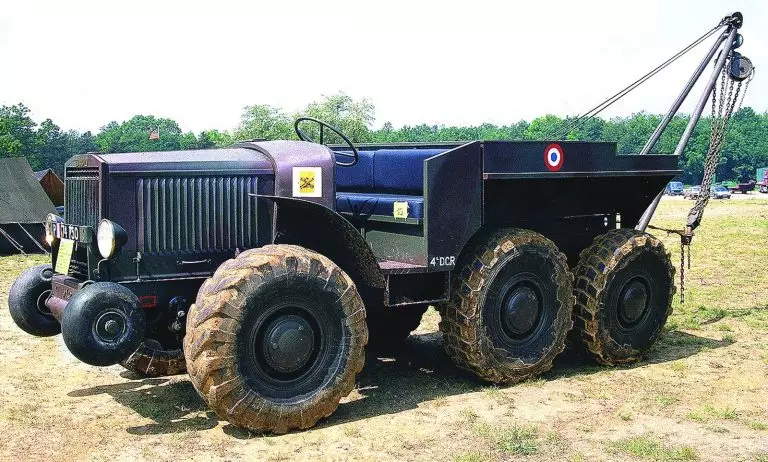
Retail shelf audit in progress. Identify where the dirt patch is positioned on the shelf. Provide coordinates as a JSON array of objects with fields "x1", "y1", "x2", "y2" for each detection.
[{"x1": 0, "y1": 200, "x2": 767, "y2": 461}]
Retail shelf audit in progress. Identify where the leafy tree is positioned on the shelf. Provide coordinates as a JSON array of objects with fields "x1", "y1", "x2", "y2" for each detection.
[
  {"x1": 95, "y1": 115, "x2": 184, "y2": 153},
  {"x1": 234, "y1": 105, "x2": 294, "y2": 141},
  {"x1": 0, "y1": 103, "x2": 37, "y2": 158}
]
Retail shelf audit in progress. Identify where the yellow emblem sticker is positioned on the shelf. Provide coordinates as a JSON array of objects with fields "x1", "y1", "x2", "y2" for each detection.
[
  {"x1": 55, "y1": 239, "x2": 74, "y2": 274},
  {"x1": 393, "y1": 201, "x2": 409, "y2": 219},
  {"x1": 292, "y1": 167, "x2": 322, "y2": 198}
]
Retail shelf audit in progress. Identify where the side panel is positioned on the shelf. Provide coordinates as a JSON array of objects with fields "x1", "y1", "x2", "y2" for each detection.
[
  {"x1": 482, "y1": 141, "x2": 680, "y2": 178},
  {"x1": 424, "y1": 142, "x2": 483, "y2": 271},
  {"x1": 483, "y1": 175, "x2": 673, "y2": 265}
]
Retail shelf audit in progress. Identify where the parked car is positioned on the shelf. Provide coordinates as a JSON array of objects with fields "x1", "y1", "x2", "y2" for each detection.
[
  {"x1": 665, "y1": 181, "x2": 684, "y2": 195},
  {"x1": 683, "y1": 185, "x2": 701, "y2": 199},
  {"x1": 711, "y1": 185, "x2": 731, "y2": 199}
]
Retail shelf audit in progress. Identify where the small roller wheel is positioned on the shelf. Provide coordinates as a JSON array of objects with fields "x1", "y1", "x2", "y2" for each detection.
[
  {"x1": 440, "y1": 229, "x2": 574, "y2": 384},
  {"x1": 8, "y1": 265, "x2": 59, "y2": 337},
  {"x1": 61, "y1": 282, "x2": 146, "y2": 367},
  {"x1": 184, "y1": 245, "x2": 367, "y2": 433},
  {"x1": 571, "y1": 229, "x2": 675, "y2": 365}
]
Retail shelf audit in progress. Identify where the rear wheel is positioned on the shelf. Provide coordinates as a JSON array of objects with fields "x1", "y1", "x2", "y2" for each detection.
[
  {"x1": 184, "y1": 245, "x2": 367, "y2": 433},
  {"x1": 440, "y1": 229, "x2": 574, "y2": 384},
  {"x1": 571, "y1": 229, "x2": 675, "y2": 365}
]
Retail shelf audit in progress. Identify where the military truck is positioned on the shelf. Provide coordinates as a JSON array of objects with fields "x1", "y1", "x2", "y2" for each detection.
[{"x1": 8, "y1": 12, "x2": 752, "y2": 433}]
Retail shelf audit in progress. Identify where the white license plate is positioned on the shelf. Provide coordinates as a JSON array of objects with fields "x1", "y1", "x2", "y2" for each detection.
[{"x1": 53, "y1": 223, "x2": 81, "y2": 242}]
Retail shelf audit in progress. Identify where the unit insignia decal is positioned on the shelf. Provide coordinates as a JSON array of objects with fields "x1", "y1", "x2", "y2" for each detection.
[{"x1": 292, "y1": 167, "x2": 322, "y2": 198}]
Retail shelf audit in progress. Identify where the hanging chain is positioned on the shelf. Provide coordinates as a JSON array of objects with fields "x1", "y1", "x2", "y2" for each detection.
[
  {"x1": 673, "y1": 55, "x2": 754, "y2": 303},
  {"x1": 650, "y1": 54, "x2": 754, "y2": 303}
]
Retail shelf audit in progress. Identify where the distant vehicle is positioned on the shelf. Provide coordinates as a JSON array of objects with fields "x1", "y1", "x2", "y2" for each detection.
[
  {"x1": 711, "y1": 185, "x2": 731, "y2": 199},
  {"x1": 757, "y1": 167, "x2": 768, "y2": 193},
  {"x1": 683, "y1": 185, "x2": 701, "y2": 199},
  {"x1": 727, "y1": 180, "x2": 755, "y2": 194},
  {"x1": 665, "y1": 181, "x2": 684, "y2": 195}
]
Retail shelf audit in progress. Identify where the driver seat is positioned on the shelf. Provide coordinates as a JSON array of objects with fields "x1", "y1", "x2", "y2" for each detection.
[{"x1": 334, "y1": 148, "x2": 448, "y2": 220}]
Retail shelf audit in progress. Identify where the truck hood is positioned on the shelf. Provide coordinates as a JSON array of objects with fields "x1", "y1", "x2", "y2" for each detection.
[{"x1": 67, "y1": 147, "x2": 274, "y2": 176}]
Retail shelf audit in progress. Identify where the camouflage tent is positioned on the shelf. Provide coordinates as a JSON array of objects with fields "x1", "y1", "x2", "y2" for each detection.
[{"x1": 0, "y1": 158, "x2": 56, "y2": 254}]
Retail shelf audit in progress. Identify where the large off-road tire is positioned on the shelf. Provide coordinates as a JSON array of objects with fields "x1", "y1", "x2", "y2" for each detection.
[
  {"x1": 8, "y1": 264, "x2": 60, "y2": 337},
  {"x1": 572, "y1": 229, "x2": 675, "y2": 365},
  {"x1": 366, "y1": 304, "x2": 428, "y2": 351},
  {"x1": 184, "y1": 245, "x2": 368, "y2": 434},
  {"x1": 440, "y1": 229, "x2": 574, "y2": 384},
  {"x1": 120, "y1": 339, "x2": 186, "y2": 377}
]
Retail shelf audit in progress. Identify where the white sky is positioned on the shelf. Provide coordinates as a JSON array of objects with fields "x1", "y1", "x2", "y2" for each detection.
[{"x1": 1, "y1": 0, "x2": 765, "y2": 134}]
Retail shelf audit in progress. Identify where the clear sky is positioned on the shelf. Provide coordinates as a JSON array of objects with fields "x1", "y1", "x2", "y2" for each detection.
[{"x1": 1, "y1": 0, "x2": 765, "y2": 134}]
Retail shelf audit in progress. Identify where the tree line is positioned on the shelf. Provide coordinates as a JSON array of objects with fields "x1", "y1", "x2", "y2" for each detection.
[{"x1": 1, "y1": 93, "x2": 766, "y2": 184}]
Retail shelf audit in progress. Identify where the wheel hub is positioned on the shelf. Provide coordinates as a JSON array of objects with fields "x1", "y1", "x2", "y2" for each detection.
[
  {"x1": 94, "y1": 310, "x2": 127, "y2": 343},
  {"x1": 502, "y1": 285, "x2": 541, "y2": 338},
  {"x1": 262, "y1": 314, "x2": 315, "y2": 374},
  {"x1": 618, "y1": 279, "x2": 649, "y2": 326}
]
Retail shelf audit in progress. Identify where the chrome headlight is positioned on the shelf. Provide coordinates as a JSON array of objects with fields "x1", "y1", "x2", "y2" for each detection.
[
  {"x1": 46, "y1": 213, "x2": 64, "y2": 245},
  {"x1": 96, "y1": 219, "x2": 128, "y2": 258}
]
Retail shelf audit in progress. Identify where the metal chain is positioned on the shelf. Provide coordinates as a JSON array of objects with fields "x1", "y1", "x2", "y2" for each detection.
[
  {"x1": 680, "y1": 240, "x2": 686, "y2": 303},
  {"x1": 675, "y1": 55, "x2": 753, "y2": 303}
]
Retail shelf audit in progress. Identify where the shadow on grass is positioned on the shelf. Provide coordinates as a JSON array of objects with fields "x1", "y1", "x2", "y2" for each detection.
[
  {"x1": 67, "y1": 328, "x2": 729, "y2": 437},
  {"x1": 67, "y1": 377, "x2": 219, "y2": 434}
]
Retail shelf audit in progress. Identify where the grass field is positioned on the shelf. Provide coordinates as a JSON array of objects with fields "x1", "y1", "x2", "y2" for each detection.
[{"x1": 0, "y1": 198, "x2": 766, "y2": 461}]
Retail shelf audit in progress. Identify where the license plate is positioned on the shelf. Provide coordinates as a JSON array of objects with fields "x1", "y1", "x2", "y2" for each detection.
[
  {"x1": 55, "y1": 239, "x2": 75, "y2": 275},
  {"x1": 53, "y1": 223, "x2": 81, "y2": 242}
]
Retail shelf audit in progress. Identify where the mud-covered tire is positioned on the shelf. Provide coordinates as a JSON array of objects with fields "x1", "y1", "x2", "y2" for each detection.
[
  {"x1": 120, "y1": 339, "x2": 186, "y2": 377},
  {"x1": 439, "y1": 229, "x2": 574, "y2": 384},
  {"x1": 572, "y1": 229, "x2": 675, "y2": 365},
  {"x1": 184, "y1": 245, "x2": 367, "y2": 434},
  {"x1": 366, "y1": 304, "x2": 428, "y2": 351},
  {"x1": 8, "y1": 265, "x2": 59, "y2": 337}
]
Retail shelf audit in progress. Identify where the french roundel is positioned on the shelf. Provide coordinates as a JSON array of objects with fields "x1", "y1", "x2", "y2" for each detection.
[{"x1": 544, "y1": 144, "x2": 564, "y2": 171}]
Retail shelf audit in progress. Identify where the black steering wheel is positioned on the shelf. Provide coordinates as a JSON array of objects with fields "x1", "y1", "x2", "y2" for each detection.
[{"x1": 294, "y1": 117, "x2": 359, "y2": 167}]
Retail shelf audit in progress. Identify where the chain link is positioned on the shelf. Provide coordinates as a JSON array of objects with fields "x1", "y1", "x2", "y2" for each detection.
[{"x1": 675, "y1": 54, "x2": 754, "y2": 303}]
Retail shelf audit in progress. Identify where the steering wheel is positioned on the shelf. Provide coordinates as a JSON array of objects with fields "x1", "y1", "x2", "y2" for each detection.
[{"x1": 294, "y1": 117, "x2": 359, "y2": 167}]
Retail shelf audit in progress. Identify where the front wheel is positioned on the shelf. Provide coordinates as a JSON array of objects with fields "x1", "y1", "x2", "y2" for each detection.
[
  {"x1": 440, "y1": 229, "x2": 574, "y2": 384},
  {"x1": 184, "y1": 245, "x2": 367, "y2": 433},
  {"x1": 571, "y1": 229, "x2": 675, "y2": 365}
]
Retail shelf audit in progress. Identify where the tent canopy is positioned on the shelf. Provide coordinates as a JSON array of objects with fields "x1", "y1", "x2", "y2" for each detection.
[
  {"x1": 34, "y1": 168, "x2": 65, "y2": 206},
  {"x1": 0, "y1": 158, "x2": 56, "y2": 223}
]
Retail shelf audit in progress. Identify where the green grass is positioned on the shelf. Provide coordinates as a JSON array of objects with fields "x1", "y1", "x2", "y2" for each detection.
[
  {"x1": 655, "y1": 396, "x2": 679, "y2": 407},
  {"x1": 686, "y1": 405, "x2": 738, "y2": 423},
  {"x1": 611, "y1": 435, "x2": 698, "y2": 461},
  {"x1": 473, "y1": 423, "x2": 540, "y2": 456},
  {"x1": 497, "y1": 426, "x2": 539, "y2": 455},
  {"x1": 454, "y1": 453, "x2": 487, "y2": 462},
  {"x1": 749, "y1": 421, "x2": 768, "y2": 431}
]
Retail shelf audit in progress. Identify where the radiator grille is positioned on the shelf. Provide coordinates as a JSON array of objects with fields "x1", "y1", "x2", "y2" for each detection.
[
  {"x1": 65, "y1": 167, "x2": 101, "y2": 228},
  {"x1": 138, "y1": 176, "x2": 260, "y2": 253}
]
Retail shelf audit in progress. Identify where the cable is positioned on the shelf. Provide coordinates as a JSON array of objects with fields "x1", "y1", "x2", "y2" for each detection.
[{"x1": 554, "y1": 23, "x2": 725, "y2": 139}]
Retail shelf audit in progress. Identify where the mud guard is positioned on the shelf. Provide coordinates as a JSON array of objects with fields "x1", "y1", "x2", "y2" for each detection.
[{"x1": 254, "y1": 195, "x2": 385, "y2": 290}]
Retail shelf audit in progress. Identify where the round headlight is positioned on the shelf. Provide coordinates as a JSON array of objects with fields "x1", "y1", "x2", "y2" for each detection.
[{"x1": 97, "y1": 220, "x2": 127, "y2": 259}]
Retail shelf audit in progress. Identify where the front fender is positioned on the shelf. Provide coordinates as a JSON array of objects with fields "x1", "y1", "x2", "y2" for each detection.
[{"x1": 253, "y1": 194, "x2": 385, "y2": 290}]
